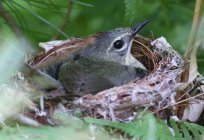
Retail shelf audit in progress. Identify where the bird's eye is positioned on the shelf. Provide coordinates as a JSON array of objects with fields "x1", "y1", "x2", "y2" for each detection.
[{"x1": 113, "y1": 40, "x2": 124, "y2": 50}]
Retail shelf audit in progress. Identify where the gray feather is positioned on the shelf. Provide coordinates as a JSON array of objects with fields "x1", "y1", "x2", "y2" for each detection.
[{"x1": 59, "y1": 55, "x2": 148, "y2": 95}]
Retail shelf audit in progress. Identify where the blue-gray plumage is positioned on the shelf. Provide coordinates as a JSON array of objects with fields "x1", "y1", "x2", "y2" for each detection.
[{"x1": 59, "y1": 21, "x2": 149, "y2": 95}]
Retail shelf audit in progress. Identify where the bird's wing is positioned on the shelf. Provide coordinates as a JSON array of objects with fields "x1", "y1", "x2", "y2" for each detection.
[
  {"x1": 59, "y1": 59, "x2": 114, "y2": 95},
  {"x1": 59, "y1": 56, "x2": 148, "y2": 95}
]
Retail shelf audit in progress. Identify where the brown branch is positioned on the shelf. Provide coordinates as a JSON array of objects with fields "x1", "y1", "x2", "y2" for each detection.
[{"x1": 52, "y1": 0, "x2": 73, "y2": 40}]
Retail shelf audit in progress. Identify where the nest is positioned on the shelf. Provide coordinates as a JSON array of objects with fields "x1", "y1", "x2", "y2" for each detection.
[
  {"x1": 20, "y1": 35, "x2": 204, "y2": 125},
  {"x1": 72, "y1": 36, "x2": 185, "y2": 121}
]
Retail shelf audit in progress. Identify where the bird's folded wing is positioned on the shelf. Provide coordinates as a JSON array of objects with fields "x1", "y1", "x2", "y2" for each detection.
[{"x1": 59, "y1": 60, "x2": 114, "y2": 95}]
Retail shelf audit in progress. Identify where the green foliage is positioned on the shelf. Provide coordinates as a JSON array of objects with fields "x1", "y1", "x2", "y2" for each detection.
[
  {"x1": 0, "y1": 125, "x2": 90, "y2": 140},
  {"x1": 85, "y1": 114, "x2": 174, "y2": 140},
  {"x1": 170, "y1": 119, "x2": 204, "y2": 140},
  {"x1": 85, "y1": 114, "x2": 204, "y2": 140},
  {"x1": 1, "y1": 111, "x2": 204, "y2": 140},
  {"x1": 0, "y1": 0, "x2": 201, "y2": 53},
  {"x1": 124, "y1": 0, "x2": 143, "y2": 23},
  {"x1": 10, "y1": 0, "x2": 68, "y2": 38},
  {"x1": 2, "y1": 0, "x2": 203, "y2": 73}
]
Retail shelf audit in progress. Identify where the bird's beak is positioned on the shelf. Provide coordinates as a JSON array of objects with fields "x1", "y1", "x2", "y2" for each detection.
[{"x1": 131, "y1": 20, "x2": 149, "y2": 38}]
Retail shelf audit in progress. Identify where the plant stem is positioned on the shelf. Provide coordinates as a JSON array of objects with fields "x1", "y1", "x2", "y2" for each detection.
[
  {"x1": 184, "y1": 0, "x2": 203, "y2": 60},
  {"x1": 181, "y1": 0, "x2": 203, "y2": 82},
  {"x1": 52, "y1": 0, "x2": 73, "y2": 39}
]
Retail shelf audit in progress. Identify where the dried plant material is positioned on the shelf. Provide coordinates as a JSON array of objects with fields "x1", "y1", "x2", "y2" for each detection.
[
  {"x1": 177, "y1": 9, "x2": 204, "y2": 122},
  {"x1": 30, "y1": 35, "x2": 99, "y2": 69},
  {"x1": 132, "y1": 36, "x2": 158, "y2": 71},
  {"x1": 182, "y1": 99, "x2": 204, "y2": 122},
  {"x1": 176, "y1": 76, "x2": 204, "y2": 121},
  {"x1": 39, "y1": 40, "x2": 71, "y2": 53}
]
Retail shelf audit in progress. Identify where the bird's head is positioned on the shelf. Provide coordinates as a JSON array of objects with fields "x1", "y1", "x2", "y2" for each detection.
[{"x1": 77, "y1": 20, "x2": 149, "y2": 69}]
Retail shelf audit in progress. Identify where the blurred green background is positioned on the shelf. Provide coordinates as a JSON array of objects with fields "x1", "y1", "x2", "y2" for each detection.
[{"x1": 0, "y1": 0, "x2": 204, "y2": 73}]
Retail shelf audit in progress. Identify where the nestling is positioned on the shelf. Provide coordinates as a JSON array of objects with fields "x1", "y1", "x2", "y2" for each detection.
[{"x1": 58, "y1": 20, "x2": 149, "y2": 95}]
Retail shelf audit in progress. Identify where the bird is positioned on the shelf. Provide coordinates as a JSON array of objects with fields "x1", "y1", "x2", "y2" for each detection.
[{"x1": 58, "y1": 20, "x2": 149, "y2": 96}]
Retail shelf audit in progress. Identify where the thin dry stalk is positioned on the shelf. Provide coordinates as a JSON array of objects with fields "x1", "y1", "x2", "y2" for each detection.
[
  {"x1": 181, "y1": 0, "x2": 203, "y2": 82},
  {"x1": 184, "y1": 0, "x2": 203, "y2": 60},
  {"x1": 158, "y1": 92, "x2": 204, "y2": 112},
  {"x1": 52, "y1": 0, "x2": 73, "y2": 39}
]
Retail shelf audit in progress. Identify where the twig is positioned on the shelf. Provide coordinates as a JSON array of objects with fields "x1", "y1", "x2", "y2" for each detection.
[
  {"x1": 181, "y1": 0, "x2": 203, "y2": 82},
  {"x1": 52, "y1": 0, "x2": 73, "y2": 39},
  {"x1": 184, "y1": 0, "x2": 203, "y2": 60},
  {"x1": 133, "y1": 39, "x2": 158, "y2": 69},
  {"x1": 34, "y1": 45, "x2": 83, "y2": 68},
  {"x1": 157, "y1": 92, "x2": 204, "y2": 112}
]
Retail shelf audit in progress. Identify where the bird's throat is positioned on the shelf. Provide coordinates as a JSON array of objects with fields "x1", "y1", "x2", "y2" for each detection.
[{"x1": 124, "y1": 53, "x2": 147, "y2": 70}]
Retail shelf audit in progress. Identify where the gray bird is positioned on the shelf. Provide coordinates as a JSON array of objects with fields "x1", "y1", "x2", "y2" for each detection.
[{"x1": 58, "y1": 21, "x2": 149, "y2": 95}]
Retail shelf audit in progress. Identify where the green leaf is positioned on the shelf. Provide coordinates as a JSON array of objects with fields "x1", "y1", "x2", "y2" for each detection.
[
  {"x1": 85, "y1": 113, "x2": 173, "y2": 140},
  {"x1": 184, "y1": 122, "x2": 203, "y2": 140},
  {"x1": 10, "y1": 0, "x2": 68, "y2": 38},
  {"x1": 124, "y1": 0, "x2": 142, "y2": 23},
  {"x1": 180, "y1": 123, "x2": 191, "y2": 140},
  {"x1": 170, "y1": 119, "x2": 183, "y2": 138},
  {"x1": 169, "y1": 120, "x2": 204, "y2": 140}
]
